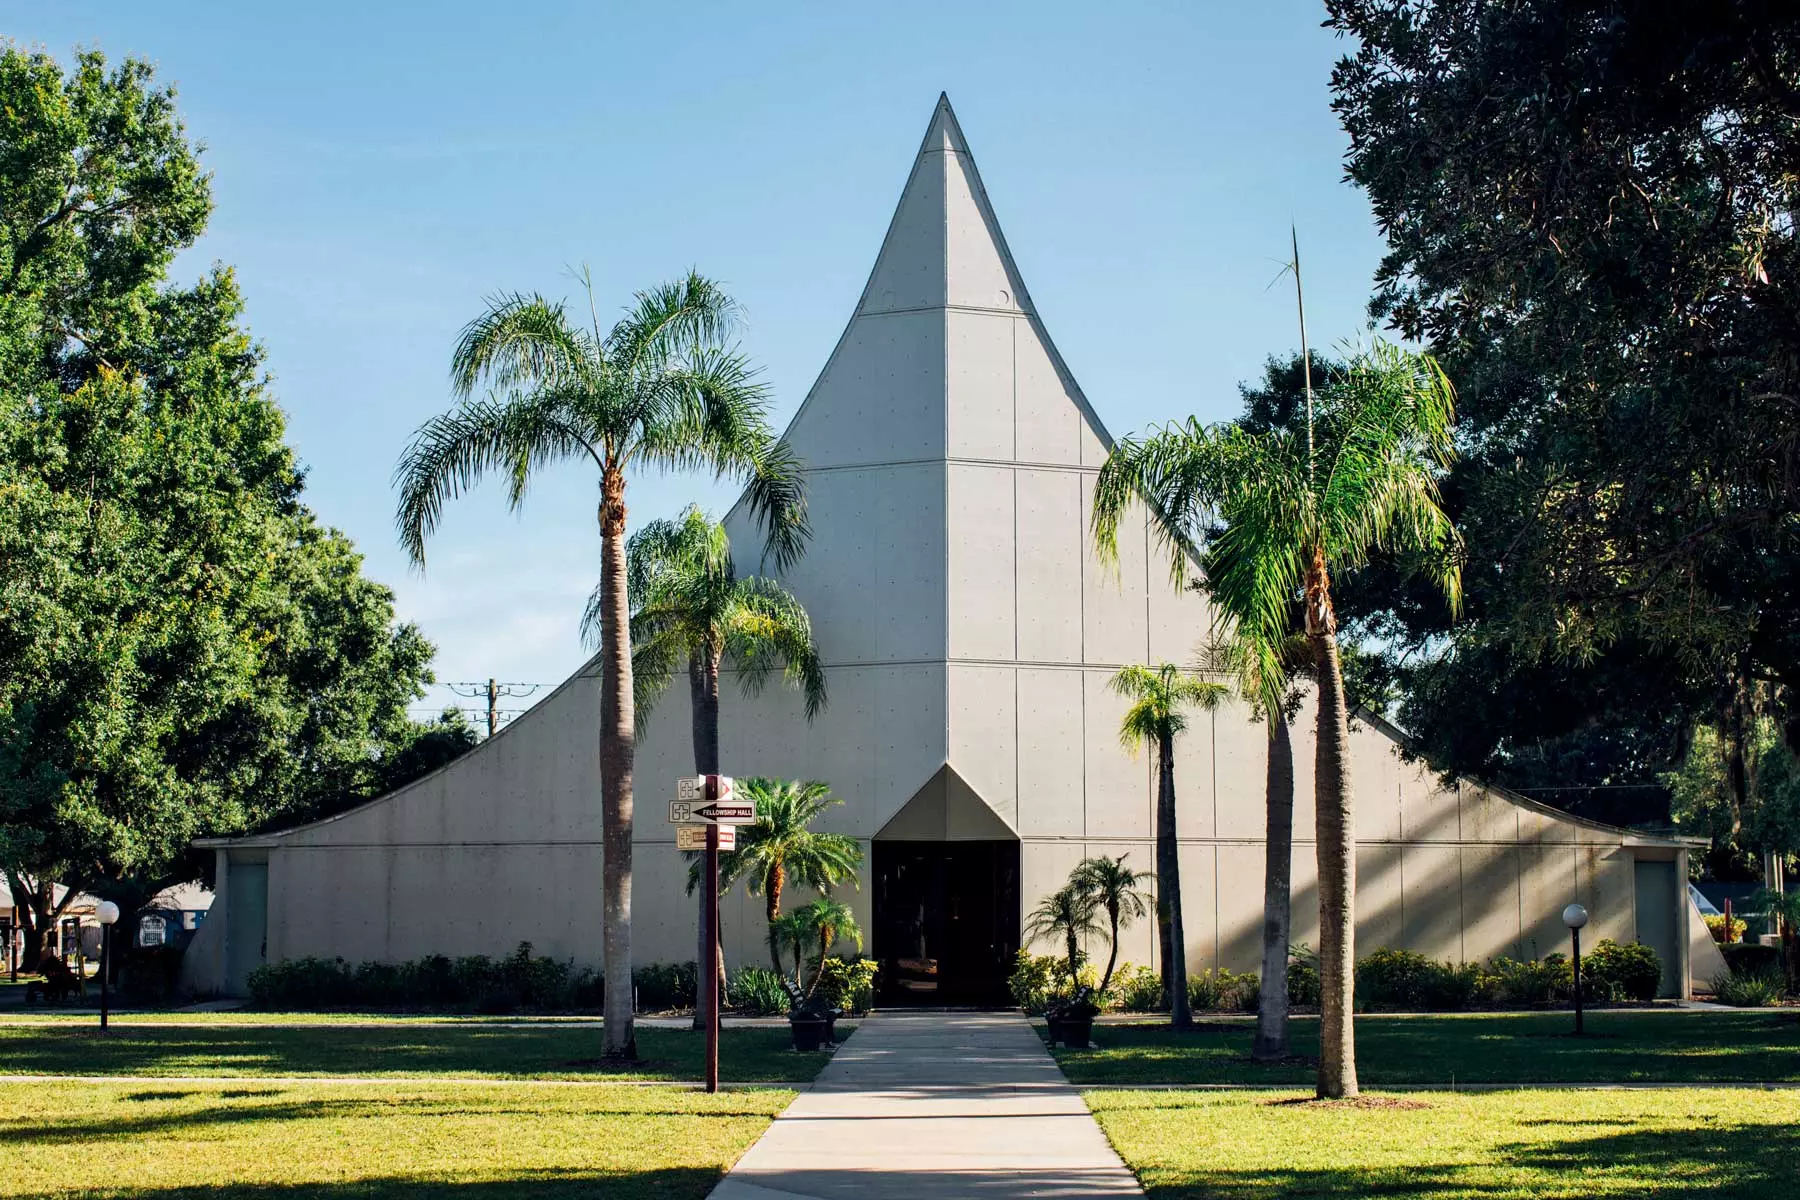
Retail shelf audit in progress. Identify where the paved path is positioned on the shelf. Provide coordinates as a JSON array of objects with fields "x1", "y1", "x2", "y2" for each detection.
[{"x1": 711, "y1": 1012, "x2": 1143, "y2": 1199}]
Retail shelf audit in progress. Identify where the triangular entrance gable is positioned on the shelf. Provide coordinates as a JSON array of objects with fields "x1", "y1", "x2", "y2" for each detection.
[{"x1": 875, "y1": 764, "x2": 1017, "y2": 841}]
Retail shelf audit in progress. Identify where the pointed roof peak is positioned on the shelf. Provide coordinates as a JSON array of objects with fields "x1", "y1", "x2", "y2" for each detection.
[{"x1": 853, "y1": 94, "x2": 1026, "y2": 318}]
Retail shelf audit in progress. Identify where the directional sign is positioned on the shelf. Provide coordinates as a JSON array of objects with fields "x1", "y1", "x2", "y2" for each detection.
[
  {"x1": 676, "y1": 824, "x2": 735, "y2": 852},
  {"x1": 675, "y1": 775, "x2": 733, "y2": 804},
  {"x1": 669, "y1": 800, "x2": 755, "y2": 825}
]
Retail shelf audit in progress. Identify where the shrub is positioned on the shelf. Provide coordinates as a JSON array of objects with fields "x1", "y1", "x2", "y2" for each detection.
[
  {"x1": 1008, "y1": 951, "x2": 1096, "y2": 1014},
  {"x1": 1585, "y1": 940, "x2": 1661, "y2": 1002},
  {"x1": 1483, "y1": 954, "x2": 1572, "y2": 1007},
  {"x1": 1713, "y1": 968, "x2": 1785, "y2": 1007},
  {"x1": 728, "y1": 966, "x2": 790, "y2": 1016},
  {"x1": 1355, "y1": 949, "x2": 1480, "y2": 1011},
  {"x1": 1187, "y1": 968, "x2": 1258, "y2": 1012},
  {"x1": 1286, "y1": 945, "x2": 1321, "y2": 1007},
  {"x1": 247, "y1": 943, "x2": 580, "y2": 1012},
  {"x1": 1721, "y1": 943, "x2": 1781, "y2": 977},
  {"x1": 1704, "y1": 913, "x2": 1747, "y2": 944},
  {"x1": 1108, "y1": 964, "x2": 1165, "y2": 1013},
  {"x1": 633, "y1": 961, "x2": 697, "y2": 1011},
  {"x1": 815, "y1": 956, "x2": 879, "y2": 1013}
]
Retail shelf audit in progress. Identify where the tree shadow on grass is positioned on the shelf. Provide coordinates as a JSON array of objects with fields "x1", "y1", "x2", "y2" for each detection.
[
  {"x1": 38, "y1": 1168, "x2": 725, "y2": 1199},
  {"x1": 1135, "y1": 1115, "x2": 1800, "y2": 1199}
]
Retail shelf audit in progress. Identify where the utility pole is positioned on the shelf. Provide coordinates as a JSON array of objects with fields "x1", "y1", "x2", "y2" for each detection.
[
  {"x1": 444, "y1": 680, "x2": 545, "y2": 739},
  {"x1": 486, "y1": 678, "x2": 498, "y2": 739}
]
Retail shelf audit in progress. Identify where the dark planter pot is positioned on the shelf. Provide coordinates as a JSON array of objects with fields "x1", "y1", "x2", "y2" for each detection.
[
  {"x1": 790, "y1": 1014, "x2": 828, "y2": 1052},
  {"x1": 823, "y1": 1007, "x2": 843, "y2": 1043},
  {"x1": 1049, "y1": 1016, "x2": 1093, "y2": 1049}
]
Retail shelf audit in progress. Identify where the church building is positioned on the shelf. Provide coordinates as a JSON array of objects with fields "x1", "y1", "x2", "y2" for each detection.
[{"x1": 185, "y1": 97, "x2": 1722, "y2": 1004}]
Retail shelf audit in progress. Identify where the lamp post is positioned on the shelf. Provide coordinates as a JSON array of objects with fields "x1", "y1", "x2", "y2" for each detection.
[
  {"x1": 95, "y1": 901, "x2": 120, "y2": 1031},
  {"x1": 1563, "y1": 903, "x2": 1589, "y2": 1036}
]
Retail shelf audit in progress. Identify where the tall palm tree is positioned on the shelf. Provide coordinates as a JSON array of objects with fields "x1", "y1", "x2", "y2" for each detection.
[
  {"x1": 1207, "y1": 628, "x2": 1307, "y2": 1062},
  {"x1": 1073, "y1": 854, "x2": 1154, "y2": 994},
  {"x1": 1094, "y1": 340, "x2": 1460, "y2": 1098},
  {"x1": 793, "y1": 895, "x2": 863, "y2": 999},
  {"x1": 1110, "y1": 663, "x2": 1228, "y2": 1031},
  {"x1": 1024, "y1": 881, "x2": 1105, "y2": 980},
  {"x1": 602, "y1": 506, "x2": 826, "y2": 1026},
  {"x1": 719, "y1": 778, "x2": 862, "y2": 974},
  {"x1": 394, "y1": 271, "x2": 807, "y2": 1059}
]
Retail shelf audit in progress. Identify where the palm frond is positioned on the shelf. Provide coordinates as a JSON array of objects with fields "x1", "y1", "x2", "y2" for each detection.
[
  {"x1": 604, "y1": 270, "x2": 743, "y2": 374},
  {"x1": 392, "y1": 391, "x2": 599, "y2": 568},
  {"x1": 450, "y1": 293, "x2": 595, "y2": 399},
  {"x1": 743, "y1": 436, "x2": 811, "y2": 573},
  {"x1": 724, "y1": 576, "x2": 827, "y2": 720}
]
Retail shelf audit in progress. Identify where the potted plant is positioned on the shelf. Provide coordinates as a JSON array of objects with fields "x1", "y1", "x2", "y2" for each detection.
[
  {"x1": 1044, "y1": 986, "x2": 1100, "y2": 1049},
  {"x1": 783, "y1": 978, "x2": 831, "y2": 1051}
]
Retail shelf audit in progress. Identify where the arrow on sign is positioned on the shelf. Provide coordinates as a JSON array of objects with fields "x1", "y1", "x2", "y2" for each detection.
[{"x1": 669, "y1": 800, "x2": 755, "y2": 825}]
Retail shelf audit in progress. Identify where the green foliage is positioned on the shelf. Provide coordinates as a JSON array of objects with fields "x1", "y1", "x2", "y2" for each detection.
[
  {"x1": 1704, "y1": 913, "x2": 1748, "y2": 944},
  {"x1": 1586, "y1": 939, "x2": 1663, "y2": 1003},
  {"x1": 632, "y1": 961, "x2": 697, "y2": 1011},
  {"x1": 1108, "y1": 664, "x2": 1229, "y2": 753},
  {"x1": 610, "y1": 506, "x2": 825, "y2": 726},
  {"x1": 0, "y1": 45, "x2": 457, "y2": 921},
  {"x1": 1721, "y1": 943, "x2": 1781, "y2": 978},
  {"x1": 1187, "y1": 968, "x2": 1260, "y2": 1013},
  {"x1": 1321, "y1": 1, "x2": 1800, "y2": 821},
  {"x1": 709, "y1": 778, "x2": 862, "y2": 972},
  {"x1": 1481, "y1": 955, "x2": 1573, "y2": 1008},
  {"x1": 1008, "y1": 951, "x2": 1097, "y2": 1014},
  {"x1": 246, "y1": 943, "x2": 592, "y2": 1013},
  {"x1": 814, "y1": 956, "x2": 878, "y2": 1014},
  {"x1": 1286, "y1": 944, "x2": 1322, "y2": 1007},
  {"x1": 1024, "y1": 882, "x2": 1104, "y2": 977},
  {"x1": 1107, "y1": 964, "x2": 1165, "y2": 1013},
  {"x1": 1355, "y1": 949, "x2": 1481, "y2": 1012},
  {"x1": 727, "y1": 966, "x2": 790, "y2": 1016},
  {"x1": 1712, "y1": 968, "x2": 1786, "y2": 1008}
]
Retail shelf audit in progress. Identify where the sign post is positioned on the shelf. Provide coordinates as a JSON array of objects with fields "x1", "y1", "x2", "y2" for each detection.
[
  {"x1": 703, "y1": 774, "x2": 721, "y2": 1095},
  {"x1": 671, "y1": 774, "x2": 750, "y2": 1094}
]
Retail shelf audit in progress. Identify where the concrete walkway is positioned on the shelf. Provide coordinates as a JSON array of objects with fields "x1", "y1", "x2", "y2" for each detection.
[{"x1": 711, "y1": 1012, "x2": 1143, "y2": 1199}]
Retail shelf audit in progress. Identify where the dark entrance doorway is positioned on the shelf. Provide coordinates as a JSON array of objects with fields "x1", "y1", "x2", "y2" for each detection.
[{"x1": 872, "y1": 840, "x2": 1019, "y2": 1006}]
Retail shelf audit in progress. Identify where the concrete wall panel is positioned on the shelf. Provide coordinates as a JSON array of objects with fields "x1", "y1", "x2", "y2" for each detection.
[
  {"x1": 1400, "y1": 843, "x2": 1464, "y2": 961},
  {"x1": 1015, "y1": 668, "x2": 1085, "y2": 837},
  {"x1": 1078, "y1": 478, "x2": 1149, "y2": 665},
  {"x1": 1460, "y1": 845, "x2": 1523, "y2": 961},
  {"x1": 1015, "y1": 322, "x2": 1084, "y2": 466},
  {"x1": 946, "y1": 310, "x2": 1015, "y2": 461},
  {"x1": 1014, "y1": 469, "x2": 1083, "y2": 662},
  {"x1": 947, "y1": 463, "x2": 1015, "y2": 660},
  {"x1": 948, "y1": 664, "x2": 1018, "y2": 829},
  {"x1": 1176, "y1": 842, "x2": 1220, "y2": 972},
  {"x1": 1356, "y1": 842, "x2": 1406, "y2": 955},
  {"x1": 786, "y1": 314, "x2": 946, "y2": 470},
  {"x1": 944, "y1": 150, "x2": 1021, "y2": 313},
  {"x1": 1215, "y1": 843, "x2": 1266, "y2": 972},
  {"x1": 1084, "y1": 670, "x2": 1150, "y2": 839}
]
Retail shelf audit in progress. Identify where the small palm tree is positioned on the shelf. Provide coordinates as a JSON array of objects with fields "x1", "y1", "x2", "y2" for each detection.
[
  {"x1": 769, "y1": 912, "x2": 811, "y2": 984},
  {"x1": 719, "y1": 778, "x2": 862, "y2": 974},
  {"x1": 394, "y1": 271, "x2": 807, "y2": 1060},
  {"x1": 1025, "y1": 881, "x2": 1105, "y2": 981},
  {"x1": 1073, "y1": 855, "x2": 1154, "y2": 994},
  {"x1": 1109, "y1": 663, "x2": 1228, "y2": 1031},
  {"x1": 792, "y1": 896, "x2": 863, "y2": 998},
  {"x1": 1094, "y1": 339, "x2": 1460, "y2": 1098}
]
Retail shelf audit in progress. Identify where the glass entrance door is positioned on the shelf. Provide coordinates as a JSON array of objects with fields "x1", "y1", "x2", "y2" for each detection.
[{"x1": 872, "y1": 840, "x2": 1019, "y2": 1006}]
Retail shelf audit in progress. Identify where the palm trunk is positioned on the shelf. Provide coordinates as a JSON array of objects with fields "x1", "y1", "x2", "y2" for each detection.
[
  {"x1": 690, "y1": 650, "x2": 723, "y2": 1030},
  {"x1": 766, "y1": 864, "x2": 786, "y2": 975},
  {"x1": 1313, "y1": 632, "x2": 1358, "y2": 1098},
  {"x1": 1158, "y1": 731, "x2": 1192, "y2": 1030},
  {"x1": 599, "y1": 472, "x2": 637, "y2": 1059},
  {"x1": 1100, "y1": 904, "x2": 1120, "y2": 994},
  {"x1": 1065, "y1": 926, "x2": 1081, "y2": 978},
  {"x1": 1253, "y1": 711, "x2": 1295, "y2": 1062}
]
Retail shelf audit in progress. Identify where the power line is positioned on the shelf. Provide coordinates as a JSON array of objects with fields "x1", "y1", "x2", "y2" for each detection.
[{"x1": 427, "y1": 680, "x2": 548, "y2": 738}]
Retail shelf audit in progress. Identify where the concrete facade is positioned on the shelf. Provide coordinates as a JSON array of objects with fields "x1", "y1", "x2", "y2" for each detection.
[{"x1": 191, "y1": 96, "x2": 1716, "y2": 1000}]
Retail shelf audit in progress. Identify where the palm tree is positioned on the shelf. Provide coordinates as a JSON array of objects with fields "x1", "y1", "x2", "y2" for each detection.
[
  {"x1": 720, "y1": 778, "x2": 862, "y2": 974},
  {"x1": 394, "y1": 271, "x2": 807, "y2": 1059},
  {"x1": 604, "y1": 506, "x2": 826, "y2": 1026},
  {"x1": 769, "y1": 911, "x2": 810, "y2": 984},
  {"x1": 1024, "y1": 881, "x2": 1105, "y2": 981},
  {"x1": 1073, "y1": 854, "x2": 1153, "y2": 994},
  {"x1": 792, "y1": 896, "x2": 863, "y2": 998},
  {"x1": 1093, "y1": 340, "x2": 1460, "y2": 1098},
  {"x1": 1110, "y1": 663, "x2": 1228, "y2": 1031},
  {"x1": 1208, "y1": 628, "x2": 1307, "y2": 1062}
]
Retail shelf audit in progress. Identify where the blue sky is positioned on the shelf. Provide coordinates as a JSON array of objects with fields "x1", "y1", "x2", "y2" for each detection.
[{"x1": 11, "y1": 1, "x2": 1386, "y2": 724}]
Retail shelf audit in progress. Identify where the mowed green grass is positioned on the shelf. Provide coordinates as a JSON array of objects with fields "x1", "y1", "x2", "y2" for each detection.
[
  {"x1": 0, "y1": 1079, "x2": 790, "y2": 1199},
  {"x1": 0, "y1": 1021, "x2": 838, "y2": 1082},
  {"x1": 1055, "y1": 1011, "x2": 1800, "y2": 1084},
  {"x1": 1087, "y1": 1087, "x2": 1800, "y2": 1199}
]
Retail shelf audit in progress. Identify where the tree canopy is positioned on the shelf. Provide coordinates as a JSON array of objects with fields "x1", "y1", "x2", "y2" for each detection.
[{"x1": 0, "y1": 44, "x2": 465, "y2": 931}]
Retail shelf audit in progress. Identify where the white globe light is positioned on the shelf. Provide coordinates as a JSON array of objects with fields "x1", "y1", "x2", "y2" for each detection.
[
  {"x1": 1562, "y1": 903, "x2": 1589, "y2": 930},
  {"x1": 95, "y1": 901, "x2": 120, "y2": 926}
]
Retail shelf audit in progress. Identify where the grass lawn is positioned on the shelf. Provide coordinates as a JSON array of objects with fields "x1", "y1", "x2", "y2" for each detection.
[
  {"x1": 0, "y1": 1079, "x2": 790, "y2": 1199},
  {"x1": 1054, "y1": 1011, "x2": 1800, "y2": 1085},
  {"x1": 0, "y1": 1021, "x2": 838, "y2": 1082},
  {"x1": 1088, "y1": 1087, "x2": 1800, "y2": 1199}
]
